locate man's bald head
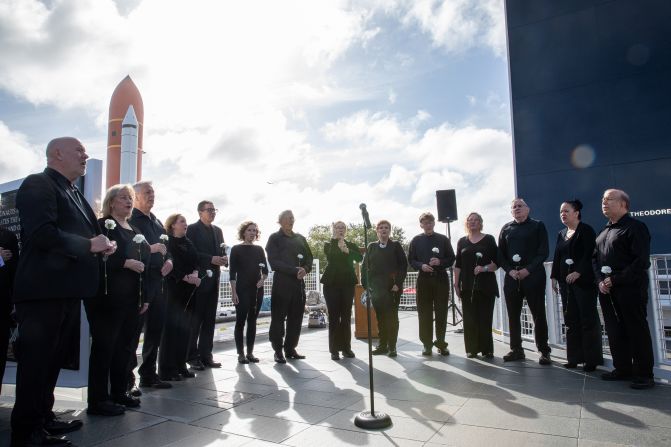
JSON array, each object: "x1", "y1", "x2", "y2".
[{"x1": 45, "y1": 137, "x2": 89, "y2": 182}]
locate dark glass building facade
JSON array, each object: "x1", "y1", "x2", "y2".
[{"x1": 505, "y1": 0, "x2": 671, "y2": 254}]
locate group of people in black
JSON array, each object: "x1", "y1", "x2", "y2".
[{"x1": 0, "y1": 136, "x2": 658, "y2": 447}]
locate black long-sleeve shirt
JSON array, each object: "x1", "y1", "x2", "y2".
[
  {"x1": 361, "y1": 240, "x2": 407, "y2": 291},
  {"x1": 550, "y1": 221, "x2": 596, "y2": 287},
  {"x1": 265, "y1": 230, "x2": 313, "y2": 278},
  {"x1": 129, "y1": 208, "x2": 171, "y2": 272},
  {"x1": 592, "y1": 214, "x2": 650, "y2": 288},
  {"x1": 229, "y1": 244, "x2": 269, "y2": 290},
  {"x1": 498, "y1": 217, "x2": 549, "y2": 274},
  {"x1": 408, "y1": 232, "x2": 455, "y2": 278}
]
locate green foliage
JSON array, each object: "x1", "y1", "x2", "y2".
[{"x1": 307, "y1": 223, "x2": 408, "y2": 274}]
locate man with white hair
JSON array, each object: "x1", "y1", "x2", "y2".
[
  {"x1": 11, "y1": 137, "x2": 116, "y2": 447},
  {"x1": 593, "y1": 189, "x2": 654, "y2": 389}
]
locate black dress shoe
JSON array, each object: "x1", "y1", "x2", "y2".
[
  {"x1": 14, "y1": 429, "x2": 72, "y2": 447},
  {"x1": 372, "y1": 346, "x2": 388, "y2": 355},
  {"x1": 44, "y1": 418, "x2": 83, "y2": 435},
  {"x1": 238, "y1": 354, "x2": 250, "y2": 364},
  {"x1": 538, "y1": 354, "x2": 552, "y2": 365},
  {"x1": 422, "y1": 346, "x2": 433, "y2": 356},
  {"x1": 246, "y1": 353, "x2": 260, "y2": 363},
  {"x1": 503, "y1": 350, "x2": 525, "y2": 362},
  {"x1": 438, "y1": 347, "x2": 450, "y2": 356},
  {"x1": 274, "y1": 351, "x2": 287, "y2": 363},
  {"x1": 87, "y1": 400, "x2": 125, "y2": 416},
  {"x1": 563, "y1": 362, "x2": 578, "y2": 369},
  {"x1": 387, "y1": 349, "x2": 398, "y2": 358},
  {"x1": 483, "y1": 353, "x2": 494, "y2": 359},
  {"x1": 178, "y1": 370, "x2": 196, "y2": 378},
  {"x1": 203, "y1": 360, "x2": 222, "y2": 368},
  {"x1": 139, "y1": 376, "x2": 172, "y2": 389},
  {"x1": 158, "y1": 374, "x2": 183, "y2": 382},
  {"x1": 188, "y1": 360, "x2": 206, "y2": 371},
  {"x1": 285, "y1": 351, "x2": 306, "y2": 360},
  {"x1": 601, "y1": 369, "x2": 632, "y2": 381},
  {"x1": 630, "y1": 376, "x2": 655, "y2": 390},
  {"x1": 113, "y1": 393, "x2": 141, "y2": 408},
  {"x1": 583, "y1": 364, "x2": 597, "y2": 372},
  {"x1": 129, "y1": 385, "x2": 143, "y2": 397},
  {"x1": 341, "y1": 349, "x2": 355, "y2": 358},
  {"x1": 331, "y1": 352, "x2": 340, "y2": 360},
  {"x1": 467, "y1": 353, "x2": 478, "y2": 359}
]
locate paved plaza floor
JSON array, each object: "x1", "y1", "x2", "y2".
[{"x1": 2, "y1": 312, "x2": 671, "y2": 446}]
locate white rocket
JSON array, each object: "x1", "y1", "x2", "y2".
[{"x1": 119, "y1": 105, "x2": 139, "y2": 185}]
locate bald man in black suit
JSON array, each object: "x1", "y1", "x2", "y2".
[{"x1": 10, "y1": 137, "x2": 116, "y2": 447}]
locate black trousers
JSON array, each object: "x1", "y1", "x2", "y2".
[
  {"x1": 234, "y1": 286, "x2": 263, "y2": 355},
  {"x1": 599, "y1": 286, "x2": 654, "y2": 378},
  {"x1": 159, "y1": 288, "x2": 191, "y2": 376},
  {"x1": 503, "y1": 273, "x2": 550, "y2": 354},
  {"x1": 11, "y1": 298, "x2": 79, "y2": 434},
  {"x1": 138, "y1": 284, "x2": 168, "y2": 379},
  {"x1": 323, "y1": 284, "x2": 354, "y2": 353},
  {"x1": 84, "y1": 299, "x2": 139, "y2": 403},
  {"x1": 187, "y1": 281, "x2": 218, "y2": 363},
  {"x1": 269, "y1": 276, "x2": 305, "y2": 353},
  {"x1": 416, "y1": 275, "x2": 449, "y2": 349},
  {"x1": 461, "y1": 288, "x2": 496, "y2": 355},
  {"x1": 559, "y1": 282, "x2": 603, "y2": 366},
  {"x1": 372, "y1": 291, "x2": 400, "y2": 350}
]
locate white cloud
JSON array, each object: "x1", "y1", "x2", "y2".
[{"x1": 0, "y1": 122, "x2": 43, "y2": 184}]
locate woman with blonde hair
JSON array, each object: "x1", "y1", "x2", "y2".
[
  {"x1": 86, "y1": 184, "x2": 149, "y2": 416},
  {"x1": 454, "y1": 212, "x2": 499, "y2": 359},
  {"x1": 320, "y1": 221, "x2": 363, "y2": 360},
  {"x1": 229, "y1": 221, "x2": 268, "y2": 364}
]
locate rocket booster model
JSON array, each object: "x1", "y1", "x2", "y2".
[{"x1": 107, "y1": 75, "x2": 144, "y2": 188}]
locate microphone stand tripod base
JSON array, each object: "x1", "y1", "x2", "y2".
[{"x1": 355, "y1": 411, "x2": 392, "y2": 429}]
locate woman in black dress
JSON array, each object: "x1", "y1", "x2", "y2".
[
  {"x1": 229, "y1": 221, "x2": 268, "y2": 364},
  {"x1": 159, "y1": 213, "x2": 202, "y2": 381},
  {"x1": 361, "y1": 220, "x2": 407, "y2": 358},
  {"x1": 86, "y1": 184, "x2": 149, "y2": 416},
  {"x1": 320, "y1": 221, "x2": 363, "y2": 360},
  {"x1": 551, "y1": 200, "x2": 603, "y2": 371},
  {"x1": 454, "y1": 212, "x2": 499, "y2": 359}
]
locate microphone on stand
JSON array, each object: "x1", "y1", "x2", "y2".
[{"x1": 359, "y1": 203, "x2": 372, "y2": 229}]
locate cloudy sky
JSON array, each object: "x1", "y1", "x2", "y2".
[{"x1": 0, "y1": 0, "x2": 515, "y2": 245}]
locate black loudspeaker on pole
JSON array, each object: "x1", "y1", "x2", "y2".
[
  {"x1": 435, "y1": 190, "x2": 463, "y2": 328},
  {"x1": 354, "y1": 204, "x2": 392, "y2": 429}
]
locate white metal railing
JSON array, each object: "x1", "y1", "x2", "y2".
[{"x1": 216, "y1": 260, "x2": 320, "y2": 314}]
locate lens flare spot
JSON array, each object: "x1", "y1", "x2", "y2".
[{"x1": 571, "y1": 145, "x2": 596, "y2": 169}]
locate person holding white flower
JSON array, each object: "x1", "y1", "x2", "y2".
[
  {"x1": 129, "y1": 180, "x2": 173, "y2": 392},
  {"x1": 229, "y1": 221, "x2": 268, "y2": 364},
  {"x1": 498, "y1": 198, "x2": 551, "y2": 364},
  {"x1": 454, "y1": 212, "x2": 498, "y2": 359},
  {"x1": 408, "y1": 212, "x2": 455, "y2": 356},
  {"x1": 593, "y1": 189, "x2": 654, "y2": 389},
  {"x1": 186, "y1": 200, "x2": 227, "y2": 370},
  {"x1": 550, "y1": 200, "x2": 602, "y2": 371},
  {"x1": 320, "y1": 221, "x2": 363, "y2": 360},
  {"x1": 266, "y1": 210, "x2": 313, "y2": 363},
  {"x1": 85, "y1": 184, "x2": 150, "y2": 416},
  {"x1": 11, "y1": 137, "x2": 116, "y2": 447},
  {"x1": 159, "y1": 214, "x2": 202, "y2": 381}
]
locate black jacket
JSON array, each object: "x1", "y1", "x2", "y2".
[
  {"x1": 551, "y1": 221, "x2": 597, "y2": 287},
  {"x1": 186, "y1": 220, "x2": 225, "y2": 286},
  {"x1": 13, "y1": 168, "x2": 101, "y2": 301},
  {"x1": 320, "y1": 239, "x2": 363, "y2": 287},
  {"x1": 0, "y1": 228, "x2": 19, "y2": 309}
]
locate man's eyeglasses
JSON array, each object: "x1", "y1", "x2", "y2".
[{"x1": 202, "y1": 208, "x2": 218, "y2": 213}]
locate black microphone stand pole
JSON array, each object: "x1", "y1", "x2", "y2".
[
  {"x1": 445, "y1": 221, "x2": 463, "y2": 330},
  {"x1": 354, "y1": 207, "x2": 392, "y2": 429}
]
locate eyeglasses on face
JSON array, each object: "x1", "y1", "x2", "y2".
[{"x1": 202, "y1": 208, "x2": 218, "y2": 213}]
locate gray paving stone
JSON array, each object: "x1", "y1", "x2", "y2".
[
  {"x1": 427, "y1": 423, "x2": 578, "y2": 446},
  {"x1": 232, "y1": 396, "x2": 340, "y2": 423},
  {"x1": 65, "y1": 409, "x2": 166, "y2": 446},
  {"x1": 130, "y1": 395, "x2": 226, "y2": 423},
  {"x1": 283, "y1": 425, "x2": 424, "y2": 446},
  {"x1": 192, "y1": 410, "x2": 311, "y2": 443},
  {"x1": 579, "y1": 418, "x2": 671, "y2": 446}
]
